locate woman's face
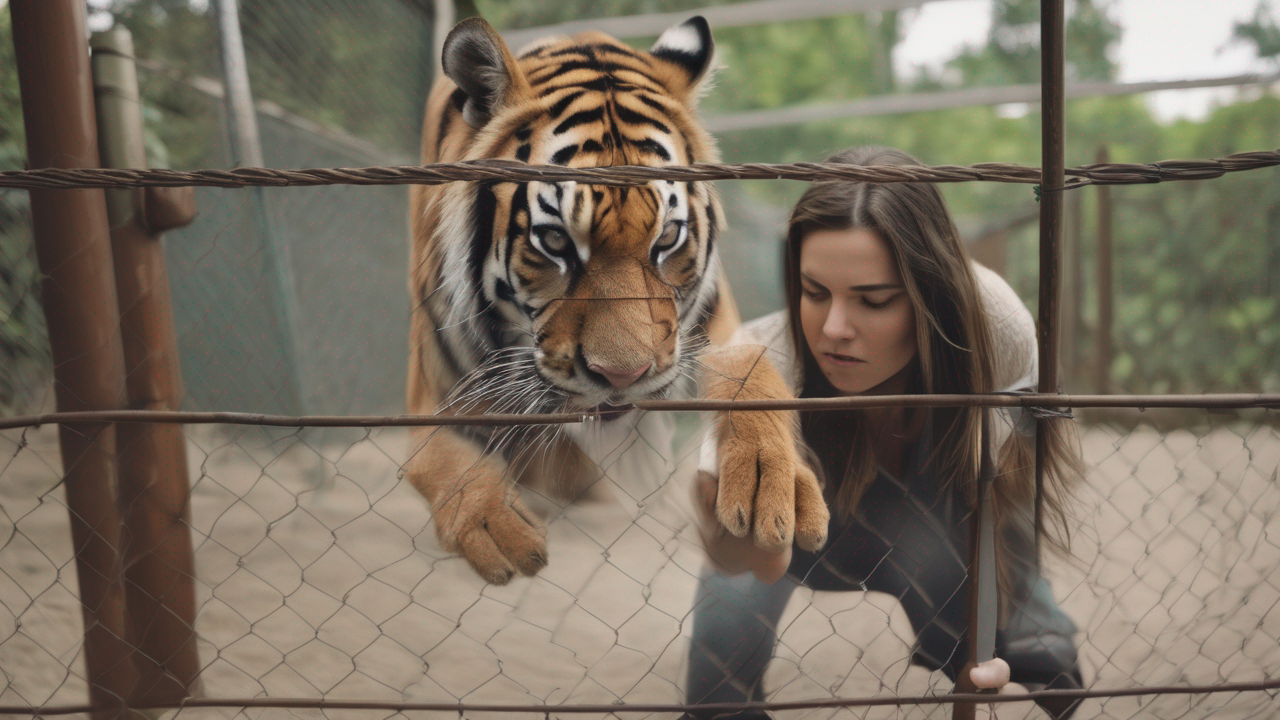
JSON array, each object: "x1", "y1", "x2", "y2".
[{"x1": 799, "y1": 227, "x2": 917, "y2": 396}]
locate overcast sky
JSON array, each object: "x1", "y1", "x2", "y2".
[{"x1": 895, "y1": 0, "x2": 1280, "y2": 121}]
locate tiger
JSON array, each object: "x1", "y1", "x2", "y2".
[{"x1": 407, "y1": 15, "x2": 826, "y2": 585}]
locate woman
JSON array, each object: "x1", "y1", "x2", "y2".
[{"x1": 687, "y1": 146, "x2": 1083, "y2": 719}]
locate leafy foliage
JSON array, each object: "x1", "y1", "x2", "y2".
[
  {"x1": 1232, "y1": 0, "x2": 1280, "y2": 62},
  {"x1": 0, "y1": 8, "x2": 51, "y2": 412},
  {"x1": 0, "y1": 8, "x2": 23, "y2": 169},
  {"x1": 946, "y1": 0, "x2": 1120, "y2": 86}
]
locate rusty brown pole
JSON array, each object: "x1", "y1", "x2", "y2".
[
  {"x1": 1063, "y1": 189, "x2": 1083, "y2": 391},
  {"x1": 9, "y1": 1, "x2": 138, "y2": 715},
  {"x1": 90, "y1": 27, "x2": 201, "y2": 705},
  {"x1": 1026, "y1": 0, "x2": 1076, "y2": 716},
  {"x1": 957, "y1": 0, "x2": 1068, "y2": 716},
  {"x1": 1033, "y1": 0, "x2": 1067, "y2": 566},
  {"x1": 1095, "y1": 145, "x2": 1114, "y2": 394}
]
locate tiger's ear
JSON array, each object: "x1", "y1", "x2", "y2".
[
  {"x1": 442, "y1": 17, "x2": 529, "y2": 128},
  {"x1": 650, "y1": 16, "x2": 716, "y2": 100}
]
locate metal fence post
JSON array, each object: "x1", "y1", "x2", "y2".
[
  {"x1": 213, "y1": 0, "x2": 306, "y2": 414},
  {"x1": 1027, "y1": 0, "x2": 1074, "y2": 717},
  {"x1": 433, "y1": 0, "x2": 455, "y2": 81},
  {"x1": 1095, "y1": 144, "x2": 1114, "y2": 394},
  {"x1": 956, "y1": 0, "x2": 1067, "y2": 716},
  {"x1": 1063, "y1": 189, "x2": 1084, "y2": 391},
  {"x1": 1034, "y1": 0, "x2": 1067, "y2": 573},
  {"x1": 9, "y1": 1, "x2": 137, "y2": 715},
  {"x1": 91, "y1": 26, "x2": 202, "y2": 705}
]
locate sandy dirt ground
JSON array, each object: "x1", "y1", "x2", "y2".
[{"x1": 1, "y1": 415, "x2": 1278, "y2": 720}]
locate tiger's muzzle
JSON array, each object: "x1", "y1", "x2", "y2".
[{"x1": 534, "y1": 255, "x2": 681, "y2": 407}]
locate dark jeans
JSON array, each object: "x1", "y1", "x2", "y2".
[{"x1": 685, "y1": 462, "x2": 1083, "y2": 719}]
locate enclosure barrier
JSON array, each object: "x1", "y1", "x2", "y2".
[
  {"x1": 3, "y1": 151, "x2": 1279, "y2": 191},
  {"x1": 4, "y1": 0, "x2": 1279, "y2": 717},
  {"x1": 3, "y1": 678, "x2": 1280, "y2": 717},
  {"x1": 4, "y1": 394, "x2": 1280, "y2": 432},
  {"x1": 2, "y1": 395, "x2": 1277, "y2": 718}
]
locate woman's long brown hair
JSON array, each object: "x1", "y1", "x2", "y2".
[{"x1": 784, "y1": 145, "x2": 1080, "y2": 600}]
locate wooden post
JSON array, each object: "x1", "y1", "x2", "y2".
[
  {"x1": 1095, "y1": 145, "x2": 1114, "y2": 394},
  {"x1": 9, "y1": 1, "x2": 137, "y2": 715},
  {"x1": 91, "y1": 27, "x2": 202, "y2": 705}
]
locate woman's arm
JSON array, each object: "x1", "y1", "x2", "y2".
[{"x1": 972, "y1": 261, "x2": 1037, "y2": 393}]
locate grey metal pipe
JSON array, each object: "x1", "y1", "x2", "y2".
[
  {"x1": 214, "y1": 0, "x2": 263, "y2": 168},
  {"x1": 211, "y1": 0, "x2": 305, "y2": 414},
  {"x1": 433, "y1": 0, "x2": 455, "y2": 80}
]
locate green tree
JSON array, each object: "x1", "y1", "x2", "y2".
[
  {"x1": 0, "y1": 4, "x2": 24, "y2": 167},
  {"x1": 0, "y1": 6, "x2": 53, "y2": 412},
  {"x1": 947, "y1": 0, "x2": 1120, "y2": 86},
  {"x1": 1231, "y1": 1, "x2": 1280, "y2": 62},
  {"x1": 99, "y1": 0, "x2": 439, "y2": 158}
]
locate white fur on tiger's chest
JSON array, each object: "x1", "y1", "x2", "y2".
[{"x1": 562, "y1": 409, "x2": 678, "y2": 521}]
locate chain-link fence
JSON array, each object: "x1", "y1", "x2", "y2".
[
  {"x1": 4, "y1": 1, "x2": 1280, "y2": 718},
  {"x1": 130, "y1": 68, "x2": 415, "y2": 418},
  {"x1": 2, "y1": 408, "x2": 1278, "y2": 718},
  {"x1": 3, "y1": 145, "x2": 1279, "y2": 720},
  {"x1": 0, "y1": 188, "x2": 47, "y2": 417}
]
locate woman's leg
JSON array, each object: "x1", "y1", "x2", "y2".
[
  {"x1": 998, "y1": 574, "x2": 1084, "y2": 719},
  {"x1": 804, "y1": 473, "x2": 1084, "y2": 719},
  {"x1": 685, "y1": 571, "x2": 798, "y2": 719},
  {"x1": 867, "y1": 519, "x2": 1084, "y2": 719}
]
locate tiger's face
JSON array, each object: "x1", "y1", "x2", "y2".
[{"x1": 433, "y1": 17, "x2": 725, "y2": 411}]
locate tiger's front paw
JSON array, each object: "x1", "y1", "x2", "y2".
[
  {"x1": 432, "y1": 478, "x2": 548, "y2": 585},
  {"x1": 716, "y1": 412, "x2": 830, "y2": 553}
]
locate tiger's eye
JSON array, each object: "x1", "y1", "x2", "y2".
[
  {"x1": 655, "y1": 222, "x2": 683, "y2": 251},
  {"x1": 542, "y1": 229, "x2": 570, "y2": 254}
]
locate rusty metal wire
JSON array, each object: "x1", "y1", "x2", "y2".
[
  {"x1": 3, "y1": 394, "x2": 1278, "y2": 431},
  {"x1": 1, "y1": 149, "x2": 1278, "y2": 190},
  {"x1": 4, "y1": 676, "x2": 1277, "y2": 716}
]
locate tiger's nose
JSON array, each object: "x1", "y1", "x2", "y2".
[{"x1": 588, "y1": 362, "x2": 651, "y2": 389}]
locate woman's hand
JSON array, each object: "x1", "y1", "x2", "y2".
[
  {"x1": 967, "y1": 658, "x2": 1029, "y2": 719},
  {"x1": 693, "y1": 471, "x2": 793, "y2": 584},
  {"x1": 969, "y1": 658, "x2": 1010, "y2": 688}
]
